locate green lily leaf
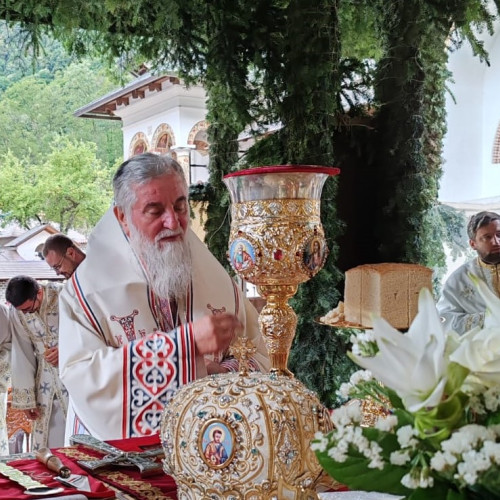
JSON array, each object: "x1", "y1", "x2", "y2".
[
  {"x1": 315, "y1": 428, "x2": 411, "y2": 495},
  {"x1": 315, "y1": 450, "x2": 411, "y2": 496},
  {"x1": 445, "y1": 362, "x2": 470, "y2": 395}
]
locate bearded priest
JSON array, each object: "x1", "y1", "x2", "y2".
[{"x1": 58, "y1": 153, "x2": 270, "y2": 442}]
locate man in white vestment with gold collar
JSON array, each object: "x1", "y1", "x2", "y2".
[
  {"x1": 6, "y1": 276, "x2": 68, "y2": 450},
  {"x1": 437, "y1": 211, "x2": 500, "y2": 334},
  {"x1": 59, "y1": 153, "x2": 270, "y2": 442}
]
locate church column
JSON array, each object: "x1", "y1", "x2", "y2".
[{"x1": 171, "y1": 145, "x2": 195, "y2": 184}]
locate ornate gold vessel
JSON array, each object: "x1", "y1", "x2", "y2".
[
  {"x1": 161, "y1": 165, "x2": 340, "y2": 499},
  {"x1": 224, "y1": 165, "x2": 339, "y2": 374}
]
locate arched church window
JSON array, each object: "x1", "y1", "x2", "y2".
[
  {"x1": 152, "y1": 124, "x2": 176, "y2": 154},
  {"x1": 188, "y1": 120, "x2": 209, "y2": 154},
  {"x1": 133, "y1": 142, "x2": 147, "y2": 155},
  {"x1": 156, "y1": 133, "x2": 172, "y2": 154},
  {"x1": 193, "y1": 132, "x2": 209, "y2": 155},
  {"x1": 188, "y1": 121, "x2": 210, "y2": 184},
  {"x1": 129, "y1": 132, "x2": 150, "y2": 157}
]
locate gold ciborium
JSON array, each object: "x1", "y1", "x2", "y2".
[{"x1": 223, "y1": 165, "x2": 340, "y2": 375}]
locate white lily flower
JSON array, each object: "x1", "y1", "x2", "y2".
[{"x1": 349, "y1": 288, "x2": 448, "y2": 412}]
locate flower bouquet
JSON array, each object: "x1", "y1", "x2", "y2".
[{"x1": 312, "y1": 276, "x2": 500, "y2": 500}]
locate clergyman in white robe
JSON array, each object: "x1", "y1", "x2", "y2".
[
  {"x1": 437, "y1": 257, "x2": 500, "y2": 334},
  {"x1": 10, "y1": 283, "x2": 69, "y2": 450},
  {"x1": 59, "y1": 209, "x2": 270, "y2": 442},
  {"x1": 0, "y1": 303, "x2": 11, "y2": 455}
]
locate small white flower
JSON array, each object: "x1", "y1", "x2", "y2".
[
  {"x1": 337, "y1": 381, "x2": 353, "y2": 399},
  {"x1": 430, "y1": 450, "x2": 457, "y2": 471},
  {"x1": 359, "y1": 331, "x2": 376, "y2": 343},
  {"x1": 375, "y1": 414, "x2": 398, "y2": 432},
  {"x1": 401, "y1": 468, "x2": 434, "y2": 489},
  {"x1": 467, "y1": 393, "x2": 486, "y2": 415},
  {"x1": 351, "y1": 343, "x2": 361, "y2": 356},
  {"x1": 396, "y1": 425, "x2": 418, "y2": 449},
  {"x1": 310, "y1": 432, "x2": 329, "y2": 453},
  {"x1": 484, "y1": 386, "x2": 500, "y2": 412},
  {"x1": 482, "y1": 440, "x2": 500, "y2": 463},
  {"x1": 327, "y1": 445, "x2": 348, "y2": 463},
  {"x1": 419, "y1": 473, "x2": 434, "y2": 488},
  {"x1": 390, "y1": 450, "x2": 411, "y2": 466},
  {"x1": 401, "y1": 472, "x2": 419, "y2": 489},
  {"x1": 332, "y1": 401, "x2": 362, "y2": 428},
  {"x1": 350, "y1": 369, "x2": 373, "y2": 385}
]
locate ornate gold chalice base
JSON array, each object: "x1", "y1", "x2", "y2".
[{"x1": 161, "y1": 165, "x2": 340, "y2": 499}]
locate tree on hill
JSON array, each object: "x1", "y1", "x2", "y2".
[
  {"x1": 0, "y1": 139, "x2": 114, "y2": 232},
  {"x1": 0, "y1": 21, "x2": 73, "y2": 93},
  {"x1": 0, "y1": 59, "x2": 122, "y2": 165}
]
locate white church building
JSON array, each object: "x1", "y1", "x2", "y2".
[{"x1": 75, "y1": 72, "x2": 210, "y2": 187}]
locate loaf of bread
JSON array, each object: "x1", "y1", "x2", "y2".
[{"x1": 344, "y1": 263, "x2": 433, "y2": 329}]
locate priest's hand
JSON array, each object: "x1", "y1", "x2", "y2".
[
  {"x1": 44, "y1": 346, "x2": 59, "y2": 367},
  {"x1": 193, "y1": 313, "x2": 242, "y2": 355},
  {"x1": 205, "y1": 360, "x2": 230, "y2": 374},
  {"x1": 24, "y1": 408, "x2": 40, "y2": 420}
]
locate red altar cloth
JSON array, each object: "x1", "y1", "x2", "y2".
[{"x1": 1, "y1": 434, "x2": 177, "y2": 500}]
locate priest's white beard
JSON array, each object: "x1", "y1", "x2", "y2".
[{"x1": 129, "y1": 224, "x2": 192, "y2": 301}]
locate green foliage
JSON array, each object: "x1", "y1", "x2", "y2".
[
  {"x1": 338, "y1": 1, "x2": 382, "y2": 60},
  {"x1": 0, "y1": 59, "x2": 122, "y2": 166},
  {"x1": 0, "y1": 21, "x2": 73, "y2": 93},
  {"x1": 0, "y1": 139, "x2": 113, "y2": 232},
  {"x1": 425, "y1": 204, "x2": 470, "y2": 292}
]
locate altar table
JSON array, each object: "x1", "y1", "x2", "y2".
[{"x1": 0, "y1": 434, "x2": 176, "y2": 500}]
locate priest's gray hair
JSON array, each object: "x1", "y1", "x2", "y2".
[{"x1": 113, "y1": 153, "x2": 188, "y2": 215}]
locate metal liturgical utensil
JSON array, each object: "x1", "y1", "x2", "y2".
[
  {"x1": 35, "y1": 447, "x2": 71, "y2": 478},
  {"x1": 35, "y1": 447, "x2": 91, "y2": 492},
  {"x1": 70, "y1": 434, "x2": 164, "y2": 477},
  {"x1": 0, "y1": 461, "x2": 64, "y2": 496},
  {"x1": 54, "y1": 473, "x2": 92, "y2": 492}
]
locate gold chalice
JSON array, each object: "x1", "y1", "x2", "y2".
[{"x1": 223, "y1": 165, "x2": 340, "y2": 375}]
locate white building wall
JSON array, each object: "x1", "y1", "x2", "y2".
[
  {"x1": 16, "y1": 231, "x2": 53, "y2": 260},
  {"x1": 481, "y1": 27, "x2": 500, "y2": 196},
  {"x1": 440, "y1": 20, "x2": 500, "y2": 203}
]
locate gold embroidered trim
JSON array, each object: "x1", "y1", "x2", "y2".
[
  {"x1": 58, "y1": 448, "x2": 175, "y2": 499},
  {"x1": 477, "y1": 258, "x2": 500, "y2": 297},
  {"x1": 98, "y1": 471, "x2": 175, "y2": 500}
]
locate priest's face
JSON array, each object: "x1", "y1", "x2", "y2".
[
  {"x1": 45, "y1": 248, "x2": 80, "y2": 279},
  {"x1": 118, "y1": 173, "x2": 189, "y2": 244},
  {"x1": 470, "y1": 220, "x2": 500, "y2": 265},
  {"x1": 115, "y1": 173, "x2": 192, "y2": 300}
]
